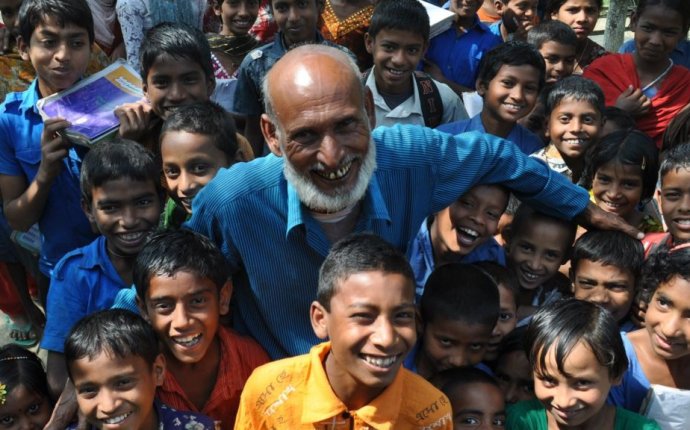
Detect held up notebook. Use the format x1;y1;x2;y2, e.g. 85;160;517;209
36;60;143;146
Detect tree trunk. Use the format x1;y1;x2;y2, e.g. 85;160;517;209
604;0;631;52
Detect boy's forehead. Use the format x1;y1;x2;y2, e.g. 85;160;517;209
331;271;415;303
539;40;576;54
32;14;89;37
373;28;426;46
149;53;207;75
495;63;541;82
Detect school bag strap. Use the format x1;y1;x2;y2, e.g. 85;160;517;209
361;68;444;128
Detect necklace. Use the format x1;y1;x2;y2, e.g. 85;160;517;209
641;59;674;92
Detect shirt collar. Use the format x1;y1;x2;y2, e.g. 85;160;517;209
301;342;404;429
19;79;41;114
78;236;111;270
275;31;325;54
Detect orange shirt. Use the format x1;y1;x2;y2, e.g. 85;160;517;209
157;326;269;430
235;342;453;429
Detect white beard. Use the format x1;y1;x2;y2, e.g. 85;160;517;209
283;138;377;213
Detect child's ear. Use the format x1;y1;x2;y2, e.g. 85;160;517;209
363;86;376;130
152;353;166;386
494;0;506;15
219;280;233;316
364;32;374;54
17;36;29;61
476;79;487;97
310;301;329;340
261;113;283;156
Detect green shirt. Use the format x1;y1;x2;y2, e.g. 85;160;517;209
507;399;660;430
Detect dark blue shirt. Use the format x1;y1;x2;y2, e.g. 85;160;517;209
437;114;544;154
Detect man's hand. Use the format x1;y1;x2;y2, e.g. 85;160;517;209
576;201;644;240
37;118;71;185
115;100;154;141
615;85;651;117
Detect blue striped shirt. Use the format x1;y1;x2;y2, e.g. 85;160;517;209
187;124;589;359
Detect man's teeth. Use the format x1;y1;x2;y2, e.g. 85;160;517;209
318;161;352;180
362;354;398;368
103;412;131;425
174;334;201;347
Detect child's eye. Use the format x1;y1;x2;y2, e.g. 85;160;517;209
574;379;592;389
406;47;419;55
27;403;42;414
486;210;500;220
70;39;86;48
469;343;484;351
395;311;415;322
499;312;515;322
190;296;208;306
115;378;135;389
501;79;515;88
0;415;15;426
545;251;561;260
154;302;173;313
183;76;200;85
163;167;180;178
136;198;153;207
438;337;454;347
539;376;556;388
582;115;596;124
99;205;117;213
656;296;671;309
77;386;98;399
558;115;571;123
459;416;480;425
191;164;210;175
662;191;680;201
494;416;506;427
41;39;56;48
152;79;169;88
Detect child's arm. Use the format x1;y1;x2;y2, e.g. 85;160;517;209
0;118;71;231
46;351;68;401
115;100;155;142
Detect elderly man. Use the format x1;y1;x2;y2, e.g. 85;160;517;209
188;45;639;359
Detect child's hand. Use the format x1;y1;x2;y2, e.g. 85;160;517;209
37;118;71;184
615;85;651;117
115;100;153;141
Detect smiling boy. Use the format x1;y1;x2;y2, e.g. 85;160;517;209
234;233;452;429
42;139;163;399
363;0;467;128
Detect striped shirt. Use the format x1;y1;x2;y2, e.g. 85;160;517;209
187;124;590;359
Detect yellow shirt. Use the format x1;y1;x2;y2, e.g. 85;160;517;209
235;342;452;430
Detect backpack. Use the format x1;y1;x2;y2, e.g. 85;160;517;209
363;69;444;128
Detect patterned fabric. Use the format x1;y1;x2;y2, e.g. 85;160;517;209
206;33;259;78
574;38;607;74
235;342;453;429
318;0;374;71
532;144;573;181
116;0;206;70
248;0;277;44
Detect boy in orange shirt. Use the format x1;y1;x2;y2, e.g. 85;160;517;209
234;233;452;429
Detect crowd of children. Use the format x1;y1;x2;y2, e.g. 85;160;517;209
0;0;688;428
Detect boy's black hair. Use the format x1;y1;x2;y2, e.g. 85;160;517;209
571;230;644;279
661;105;690;153
420;263;500;327
367;0;430;44
641;243;690;298
496;325;527;357
436;366;501;396
545;0;602;17
544;75;604;117
317;233;414;311
133;229;230;300
160;102;238;162
603;106;635;132
80;138;162;207
476;41;546;93
510;204;577;252
473;261;519;305
19;0;94;44
64;309;160;378
140;22;214;80
580;129;659;203
660;142;690;180
635;0;690;32
526;298;628;381
0;345;51;404
527;20;577;50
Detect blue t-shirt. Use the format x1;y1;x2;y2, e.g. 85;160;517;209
41;236;128;352
0;79;97;275
425;16;502;90
437;114;544;154
608;332;652;413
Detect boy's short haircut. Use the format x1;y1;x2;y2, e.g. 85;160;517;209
476;41;546;92
80;138;162;206
436;366;500;395
545;0;603;16
317;233;414;311
526;298;627;381
661;105;690;152
545;76;605;117
603;106;635;132
367;0;430;43
19;0;95;44
140;22;214;80
64;309;160;378
571;230;644;279
160;102;239;161
510;204;577;249
527;20;577;50
420;263;500;327
660;142;690;179
474;261;519;301
133;229;229;300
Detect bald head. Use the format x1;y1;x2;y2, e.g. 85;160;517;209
262;45;365;122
